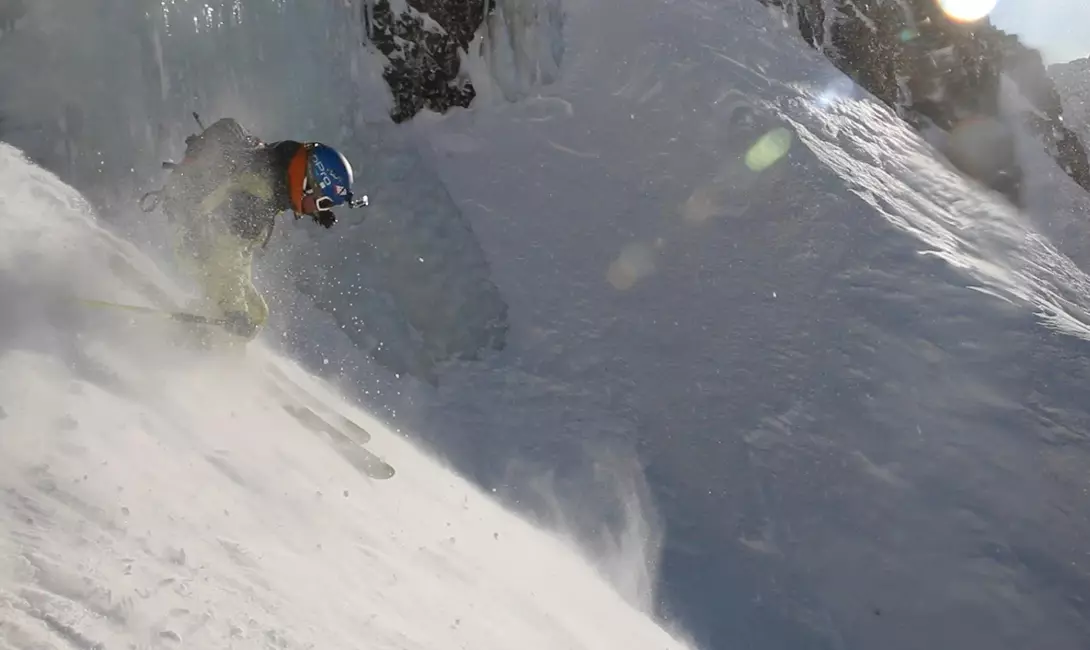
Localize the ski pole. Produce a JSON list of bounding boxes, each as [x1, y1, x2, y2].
[[78, 298, 230, 327]]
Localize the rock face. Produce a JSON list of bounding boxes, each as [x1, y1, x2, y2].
[[365, 0, 1090, 203], [1050, 57, 1090, 146], [363, 0, 494, 123], [765, 0, 1090, 204], [0, 0, 25, 32]]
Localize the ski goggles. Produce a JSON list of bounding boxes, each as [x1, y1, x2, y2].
[[300, 168, 340, 218], [300, 190, 335, 217]]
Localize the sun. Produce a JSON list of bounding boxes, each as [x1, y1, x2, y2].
[[936, 0, 998, 22]]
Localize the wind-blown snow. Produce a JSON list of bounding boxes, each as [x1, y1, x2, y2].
[[0, 142, 692, 649]]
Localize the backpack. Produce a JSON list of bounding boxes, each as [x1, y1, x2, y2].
[[181, 118, 264, 170], [159, 118, 265, 222]]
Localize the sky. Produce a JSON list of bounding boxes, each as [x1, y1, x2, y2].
[[989, 0, 1090, 64]]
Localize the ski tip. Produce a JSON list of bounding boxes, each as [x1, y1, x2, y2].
[[339, 418, 372, 443], [281, 403, 393, 479], [368, 465, 397, 480]]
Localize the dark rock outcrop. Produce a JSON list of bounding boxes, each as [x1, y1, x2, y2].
[[762, 0, 1090, 204], [363, 0, 494, 123], [1050, 56, 1090, 147], [0, 0, 25, 32], [365, 0, 1090, 203]]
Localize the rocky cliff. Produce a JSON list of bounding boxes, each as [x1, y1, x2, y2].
[[762, 0, 1090, 204], [364, 0, 1089, 204], [1050, 56, 1090, 147], [363, 0, 493, 123], [0, 0, 24, 31]]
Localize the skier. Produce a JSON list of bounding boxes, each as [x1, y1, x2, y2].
[[145, 116, 367, 344]]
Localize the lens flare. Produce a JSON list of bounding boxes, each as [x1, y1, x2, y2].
[[744, 127, 793, 172], [936, 0, 997, 22], [607, 242, 657, 291]]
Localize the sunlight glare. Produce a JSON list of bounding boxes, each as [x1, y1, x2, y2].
[[936, 0, 997, 22]]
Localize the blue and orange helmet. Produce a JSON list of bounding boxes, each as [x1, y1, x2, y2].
[[288, 142, 368, 217]]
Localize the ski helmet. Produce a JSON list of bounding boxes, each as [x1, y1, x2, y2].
[[305, 143, 355, 208]]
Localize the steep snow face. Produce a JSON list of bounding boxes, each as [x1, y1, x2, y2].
[[0, 142, 693, 650], [402, 0, 1090, 648], [6, 0, 1090, 649]]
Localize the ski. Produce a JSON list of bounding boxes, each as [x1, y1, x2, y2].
[[80, 251, 394, 480], [281, 403, 395, 480], [77, 297, 231, 328], [260, 360, 394, 479], [280, 400, 371, 444], [260, 361, 377, 444]]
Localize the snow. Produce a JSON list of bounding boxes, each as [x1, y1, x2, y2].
[[403, 1, 1090, 647], [0, 142, 692, 649], [465, 0, 565, 103], [3, 0, 1090, 648]]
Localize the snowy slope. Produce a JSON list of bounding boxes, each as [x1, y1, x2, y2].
[[4, 0, 1090, 649], [0, 143, 693, 649], [405, 1, 1090, 648]]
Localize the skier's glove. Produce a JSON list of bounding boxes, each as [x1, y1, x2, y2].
[[313, 210, 336, 229], [222, 311, 258, 339]]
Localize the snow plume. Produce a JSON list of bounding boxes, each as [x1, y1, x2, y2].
[[0, 144, 180, 354], [0, 141, 695, 650], [496, 442, 666, 615]]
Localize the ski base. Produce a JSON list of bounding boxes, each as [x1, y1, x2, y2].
[[282, 404, 395, 480]]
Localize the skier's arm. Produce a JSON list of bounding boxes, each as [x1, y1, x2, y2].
[[197, 172, 273, 216], [197, 180, 237, 216]]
